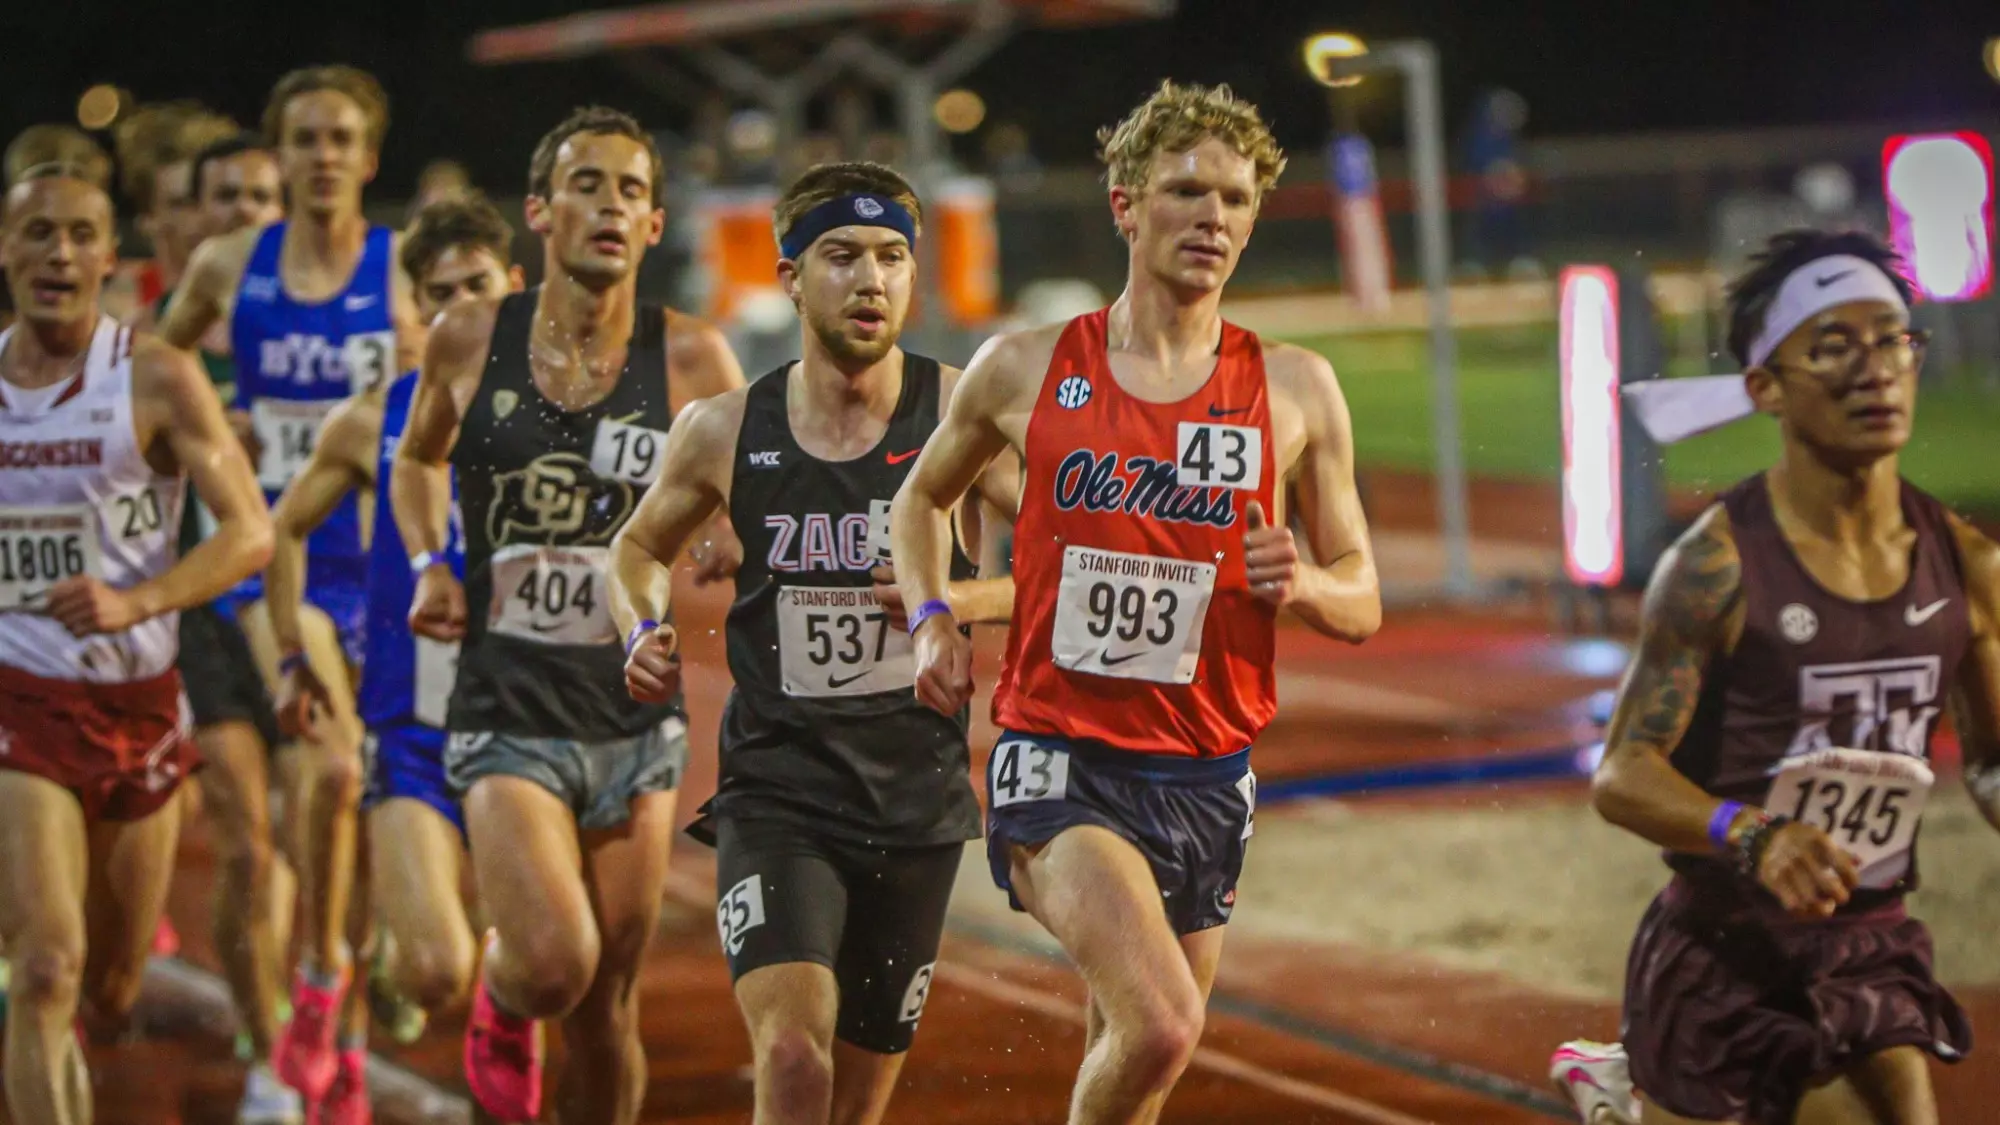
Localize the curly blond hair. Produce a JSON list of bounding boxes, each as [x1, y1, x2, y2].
[[1096, 81, 1287, 199]]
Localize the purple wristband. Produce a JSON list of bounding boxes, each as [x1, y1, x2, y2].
[[626, 619, 659, 656], [278, 651, 308, 677], [1708, 800, 1746, 851], [907, 598, 953, 635]]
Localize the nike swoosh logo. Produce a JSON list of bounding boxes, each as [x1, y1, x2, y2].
[[885, 449, 920, 465], [1815, 270, 1856, 288], [827, 670, 872, 689], [1208, 405, 1251, 418], [1099, 650, 1145, 667], [1905, 598, 1949, 626], [344, 295, 378, 309]]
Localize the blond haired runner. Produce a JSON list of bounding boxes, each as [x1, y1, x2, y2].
[[0, 156, 273, 1125], [161, 64, 425, 1109], [890, 81, 1381, 1124]]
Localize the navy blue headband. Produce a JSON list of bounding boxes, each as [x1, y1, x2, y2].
[[779, 193, 917, 261]]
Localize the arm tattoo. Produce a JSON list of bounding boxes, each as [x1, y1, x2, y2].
[[1617, 518, 1741, 754]]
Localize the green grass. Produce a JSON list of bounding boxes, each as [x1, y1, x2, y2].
[[1292, 327, 2000, 513]]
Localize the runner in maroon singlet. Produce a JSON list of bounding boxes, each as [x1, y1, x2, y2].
[[1571, 229, 2000, 1125]]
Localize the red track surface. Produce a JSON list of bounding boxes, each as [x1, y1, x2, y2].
[[10, 576, 1996, 1123]]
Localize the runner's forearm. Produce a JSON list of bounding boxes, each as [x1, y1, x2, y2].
[[608, 534, 675, 645], [890, 486, 957, 620], [1284, 550, 1380, 643], [1593, 742, 1751, 856], [390, 456, 453, 558], [127, 515, 271, 620], [263, 526, 309, 654], [947, 577, 1014, 625]]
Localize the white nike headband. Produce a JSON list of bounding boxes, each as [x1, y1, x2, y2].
[[1745, 254, 1909, 370], [1623, 255, 1910, 446]]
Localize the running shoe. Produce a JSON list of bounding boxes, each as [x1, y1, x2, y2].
[[364, 928, 427, 1045], [463, 935, 543, 1121], [275, 964, 349, 1101], [316, 1048, 371, 1125], [237, 1062, 305, 1125], [1550, 1040, 1640, 1125]]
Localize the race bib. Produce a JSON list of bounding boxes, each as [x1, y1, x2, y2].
[[412, 635, 459, 728], [251, 398, 338, 490], [1176, 421, 1263, 491], [775, 586, 913, 697], [990, 738, 1071, 808], [866, 498, 892, 563], [0, 506, 101, 609], [589, 419, 669, 486], [1051, 545, 1215, 684], [488, 544, 615, 645], [717, 874, 766, 956], [1763, 747, 1934, 889], [343, 331, 395, 394]]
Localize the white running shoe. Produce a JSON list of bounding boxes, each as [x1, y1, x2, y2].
[[1550, 1040, 1640, 1125], [237, 1062, 305, 1125]]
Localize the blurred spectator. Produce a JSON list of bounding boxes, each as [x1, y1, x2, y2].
[[1461, 88, 1537, 279], [984, 122, 1044, 194], [405, 158, 473, 227], [112, 102, 239, 317]]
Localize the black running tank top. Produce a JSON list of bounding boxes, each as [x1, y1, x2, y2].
[[449, 289, 681, 739], [716, 356, 980, 843]]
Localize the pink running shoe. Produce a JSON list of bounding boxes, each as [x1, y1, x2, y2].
[[1550, 1040, 1640, 1125], [275, 965, 349, 1102], [316, 1048, 371, 1125], [150, 916, 180, 958], [463, 968, 543, 1121]]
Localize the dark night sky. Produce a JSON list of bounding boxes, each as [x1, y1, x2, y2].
[[3, 0, 1998, 198]]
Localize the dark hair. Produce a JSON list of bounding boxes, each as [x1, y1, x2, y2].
[[400, 192, 514, 283], [263, 65, 390, 151], [189, 132, 274, 202], [1725, 229, 1915, 367], [772, 161, 923, 244], [527, 106, 664, 208]]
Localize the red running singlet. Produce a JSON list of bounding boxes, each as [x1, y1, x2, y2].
[[994, 309, 1278, 758]]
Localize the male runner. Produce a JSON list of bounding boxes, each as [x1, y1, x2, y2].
[[171, 128, 302, 1125], [608, 161, 1017, 1125], [393, 105, 744, 1125], [890, 81, 1381, 1124], [0, 156, 272, 1125], [113, 103, 238, 334], [1552, 231, 2000, 1125], [267, 192, 521, 1123], [162, 64, 422, 1104]]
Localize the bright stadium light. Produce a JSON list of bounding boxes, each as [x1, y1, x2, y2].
[[1985, 36, 2000, 83], [1560, 266, 1624, 588], [933, 89, 986, 135], [76, 85, 124, 131], [1304, 32, 1369, 88], [1883, 132, 1994, 302]]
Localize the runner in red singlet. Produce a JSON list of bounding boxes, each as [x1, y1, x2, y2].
[[890, 81, 1381, 1124]]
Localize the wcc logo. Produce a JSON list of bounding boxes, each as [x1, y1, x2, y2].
[[488, 453, 632, 546]]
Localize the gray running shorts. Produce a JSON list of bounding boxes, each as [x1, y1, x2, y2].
[[444, 718, 688, 831]]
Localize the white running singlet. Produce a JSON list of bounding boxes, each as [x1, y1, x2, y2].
[[0, 318, 185, 681]]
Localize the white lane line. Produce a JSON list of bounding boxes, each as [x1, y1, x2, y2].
[[662, 871, 1439, 1125]]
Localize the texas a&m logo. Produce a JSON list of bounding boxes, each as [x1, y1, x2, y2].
[[1787, 656, 1943, 758]]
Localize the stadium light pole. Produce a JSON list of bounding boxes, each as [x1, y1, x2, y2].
[[1308, 37, 1475, 601]]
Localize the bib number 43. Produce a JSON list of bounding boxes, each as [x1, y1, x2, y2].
[[990, 739, 1070, 808]]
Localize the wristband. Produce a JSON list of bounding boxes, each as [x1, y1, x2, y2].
[[409, 550, 444, 575], [907, 598, 953, 635], [626, 619, 659, 656], [1733, 812, 1786, 879], [1707, 800, 1746, 853], [278, 651, 308, 677]]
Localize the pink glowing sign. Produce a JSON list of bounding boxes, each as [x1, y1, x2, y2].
[[1883, 132, 1993, 303]]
